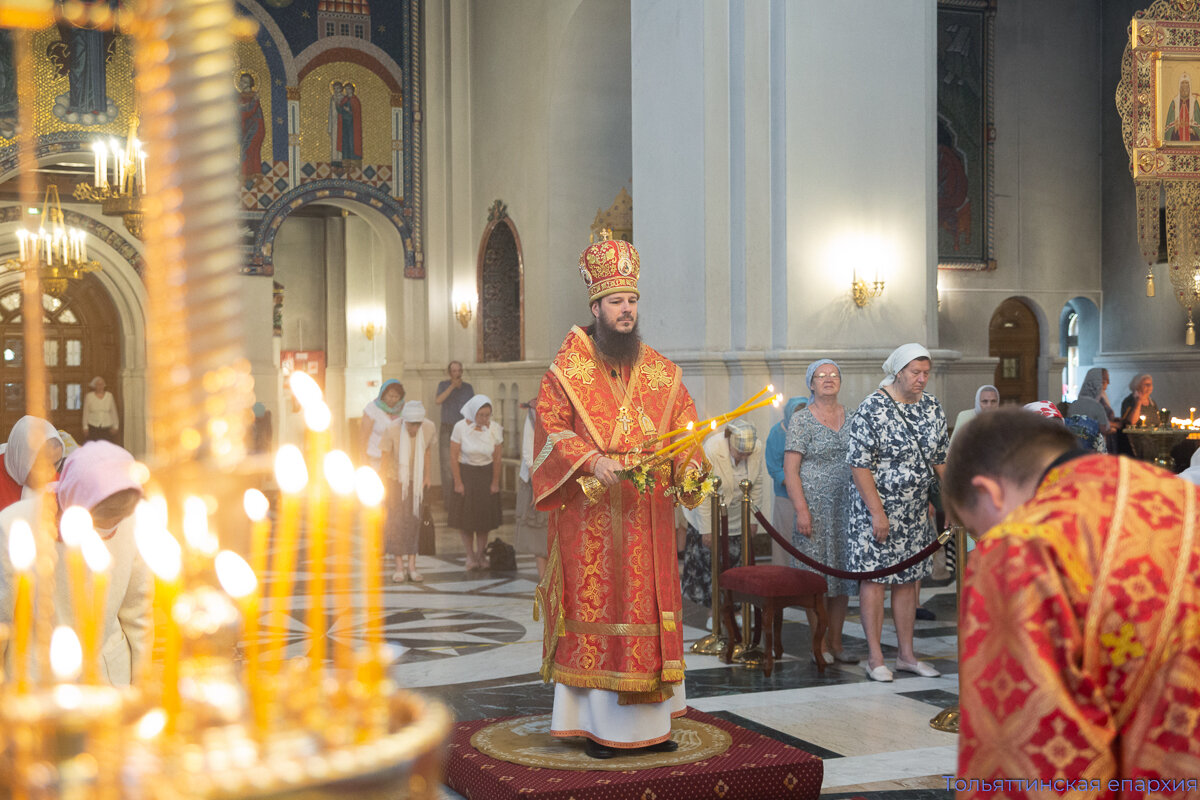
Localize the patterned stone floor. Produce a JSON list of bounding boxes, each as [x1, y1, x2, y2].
[[266, 520, 960, 798]]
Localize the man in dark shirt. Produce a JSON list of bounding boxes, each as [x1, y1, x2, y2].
[[435, 360, 475, 509]]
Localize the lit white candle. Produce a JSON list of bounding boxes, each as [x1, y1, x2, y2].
[[92, 140, 104, 187], [79, 529, 112, 684], [134, 503, 183, 733], [324, 450, 355, 676], [8, 520, 35, 692], [50, 626, 83, 683]]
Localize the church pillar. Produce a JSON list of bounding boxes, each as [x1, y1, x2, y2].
[[325, 215, 349, 445]]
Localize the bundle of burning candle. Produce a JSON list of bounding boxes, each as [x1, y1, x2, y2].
[[578, 385, 784, 506], [0, 370, 451, 800]]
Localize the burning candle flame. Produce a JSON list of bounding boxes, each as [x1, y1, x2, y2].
[[275, 445, 308, 493], [354, 466, 385, 507], [50, 626, 83, 682], [768, 384, 775, 393], [288, 371, 323, 408], [324, 450, 356, 496], [8, 519, 34, 571], [243, 488, 269, 522], [60, 506, 93, 548], [135, 709, 166, 740], [183, 496, 218, 556], [215, 550, 257, 599], [79, 529, 113, 573], [304, 401, 332, 433], [134, 503, 182, 582]]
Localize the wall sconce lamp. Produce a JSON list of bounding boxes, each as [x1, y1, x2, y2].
[[355, 308, 386, 341], [453, 289, 477, 329], [852, 269, 885, 308]]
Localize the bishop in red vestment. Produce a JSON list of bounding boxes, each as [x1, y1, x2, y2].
[[532, 235, 699, 758]]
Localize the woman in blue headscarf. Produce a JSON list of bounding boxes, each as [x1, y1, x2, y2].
[[783, 359, 857, 665], [360, 379, 404, 469], [766, 395, 807, 545]]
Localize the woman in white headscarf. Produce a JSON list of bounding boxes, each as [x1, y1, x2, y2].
[[949, 384, 999, 448], [449, 394, 503, 571], [846, 344, 949, 682], [0, 441, 149, 685], [380, 401, 436, 582], [0, 416, 64, 511]]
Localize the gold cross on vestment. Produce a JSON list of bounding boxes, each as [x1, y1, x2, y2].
[[616, 406, 633, 435]]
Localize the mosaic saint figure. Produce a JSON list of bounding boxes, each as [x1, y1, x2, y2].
[[237, 71, 265, 178], [47, 13, 118, 125], [533, 234, 698, 759], [337, 82, 363, 164], [328, 81, 343, 164]]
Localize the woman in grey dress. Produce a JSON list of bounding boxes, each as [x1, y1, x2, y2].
[[783, 359, 857, 664], [847, 344, 948, 682]]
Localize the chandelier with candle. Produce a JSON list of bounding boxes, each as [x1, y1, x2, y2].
[[2, 185, 101, 295], [73, 114, 147, 241]]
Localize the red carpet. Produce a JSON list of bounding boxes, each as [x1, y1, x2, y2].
[[444, 707, 823, 799]]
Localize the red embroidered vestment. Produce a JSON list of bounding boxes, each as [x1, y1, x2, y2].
[[532, 326, 699, 702]]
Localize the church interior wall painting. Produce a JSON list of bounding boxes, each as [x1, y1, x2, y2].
[[0, 0, 424, 279], [936, 0, 996, 271]]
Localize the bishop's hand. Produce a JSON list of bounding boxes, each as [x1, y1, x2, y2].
[[593, 456, 623, 487]]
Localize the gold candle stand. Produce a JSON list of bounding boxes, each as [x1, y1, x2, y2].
[[691, 477, 726, 655], [733, 479, 764, 667], [929, 524, 967, 734]]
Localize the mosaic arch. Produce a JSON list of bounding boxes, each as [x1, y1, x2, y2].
[[251, 179, 415, 277]]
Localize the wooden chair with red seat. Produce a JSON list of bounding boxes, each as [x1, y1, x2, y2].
[[719, 479, 829, 677]]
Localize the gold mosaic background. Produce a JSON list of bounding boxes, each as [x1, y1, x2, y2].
[[298, 61, 392, 166], [0, 26, 138, 149], [234, 37, 273, 165]]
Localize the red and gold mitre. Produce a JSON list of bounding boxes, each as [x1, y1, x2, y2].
[[578, 231, 640, 302]]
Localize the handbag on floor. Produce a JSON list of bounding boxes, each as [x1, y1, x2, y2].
[[419, 503, 437, 555], [485, 538, 517, 571]]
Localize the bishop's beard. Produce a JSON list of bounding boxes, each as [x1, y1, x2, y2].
[[589, 318, 642, 367]]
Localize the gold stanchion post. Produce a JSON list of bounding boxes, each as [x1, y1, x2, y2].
[[691, 478, 726, 655], [733, 479, 764, 667], [930, 525, 966, 733]]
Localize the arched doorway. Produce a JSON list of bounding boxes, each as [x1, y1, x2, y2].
[[989, 297, 1040, 406], [476, 201, 524, 363], [0, 275, 122, 445]]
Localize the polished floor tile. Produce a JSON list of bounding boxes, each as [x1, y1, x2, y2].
[[263, 525, 963, 799]]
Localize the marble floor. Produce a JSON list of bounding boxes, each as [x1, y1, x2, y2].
[[270, 518, 960, 799]]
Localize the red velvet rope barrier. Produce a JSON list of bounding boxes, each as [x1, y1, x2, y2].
[[750, 506, 947, 581]]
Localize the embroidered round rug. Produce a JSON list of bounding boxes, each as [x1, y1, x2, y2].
[[469, 713, 733, 771]]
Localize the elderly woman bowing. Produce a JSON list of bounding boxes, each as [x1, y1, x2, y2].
[[847, 344, 948, 682]]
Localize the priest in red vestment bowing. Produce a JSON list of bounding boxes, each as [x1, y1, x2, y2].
[[946, 409, 1200, 797], [532, 233, 700, 759]]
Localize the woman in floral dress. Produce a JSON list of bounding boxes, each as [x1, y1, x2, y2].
[[847, 344, 948, 682], [783, 359, 857, 664]]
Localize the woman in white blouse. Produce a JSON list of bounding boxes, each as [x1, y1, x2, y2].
[[82, 376, 120, 443], [449, 394, 503, 571]]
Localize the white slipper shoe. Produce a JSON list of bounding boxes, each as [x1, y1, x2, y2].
[[895, 659, 940, 677], [864, 663, 894, 682]]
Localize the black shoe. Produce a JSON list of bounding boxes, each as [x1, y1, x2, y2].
[[915, 607, 936, 621], [644, 738, 678, 753], [584, 738, 617, 759]]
